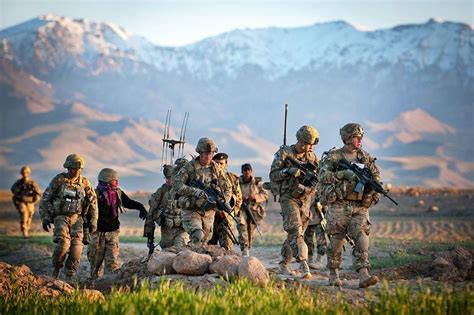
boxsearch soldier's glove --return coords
[138,206,148,220]
[192,188,207,199]
[282,167,301,177]
[42,218,52,232]
[336,169,357,181]
[320,217,327,231]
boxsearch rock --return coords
[238,257,269,284]
[430,257,451,269]
[452,246,472,275]
[418,199,425,207]
[209,255,241,278]
[147,251,177,275]
[81,289,105,302]
[428,205,439,212]
[173,250,212,275]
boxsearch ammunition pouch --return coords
[360,190,379,207]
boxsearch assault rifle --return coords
[284,156,318,187]
[215,212,240,245]
[189,180,239,225]
[241,202,262,236]
[337,159,398,206]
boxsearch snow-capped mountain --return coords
[0,14,473,190]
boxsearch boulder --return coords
[173,250,212,275]
[209,255,241,278]
[147,251,177,275]
[237,257,269,284]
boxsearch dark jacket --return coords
[96,188,145,232]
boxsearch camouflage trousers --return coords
[237,210,260,251]
[87,230,120,278]
[305,211,327,257]
[52,214,83,277]
[14,201,35,238]
[280,198,310,263]
[209,212,236,251]
[326,201,371,271]
[160,225,189,249]
[304,223,327,257]
[181,209,215,244]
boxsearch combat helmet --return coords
[163,165,175,177]
[20,166,31,175]
[195,137,218,153]
[340,123,364,142]
[63,154,85,169]
[98,168,119,183]
[296,125,319,145]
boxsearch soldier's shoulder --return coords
[358,149,376,163]
[50,173,67,184]
[229,172,239,180]
[254,176,263,183]
[273,145,291,160]
[80,176,94,187]
[322,147,343,160]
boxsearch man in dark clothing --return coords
[87,168,147,279]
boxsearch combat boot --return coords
[329,269,342,287]
[308,255,324,270]
[52,267,60,279]
[242,248,250,257]
[299,260,312,279]
[358,268,379,288]
[278,262,296,276]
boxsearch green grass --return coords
[0,278,472,315]
[0,235,53,250]
[372,237,474,252]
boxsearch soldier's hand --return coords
[193,188,206,199]
[42,219,51,232]
[287,167,301,177]
[336,169,357,181]
[321,217,327,231]
[90,224,97,233]
[138,207,148,220]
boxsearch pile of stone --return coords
[147,244,269,285]
[429,246,474,282]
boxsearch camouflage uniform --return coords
[269,126,319,277]
[318,123,380,287]
[304,199,327,268]
[238,175,268,252]
[209,171,242,250]
[145,181,188,248]
[172,139,232,244]
[11,166,41,238]
[88,168,147,278]
[39,154,98,278]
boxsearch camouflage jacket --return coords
[145,183,182,234]
[172,158,232,211]
[318,147,380,207]
[269,145,319,202]
[11,178,41,204]
[39,173,98,229]
[227,172,243,214]
[239,175,268,221]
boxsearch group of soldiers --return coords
[10,121,381,288]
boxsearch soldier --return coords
[144,162,189,251]
[269,125,320,278]
[172,138,232,245]
[11,166,41,238]
[304,199,327,269]
[208,153,242,250]
[318,123,380,288]
[88,168,147,278]
[39,154,98,279]
[238,163,268,257]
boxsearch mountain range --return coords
[0,14,473,190]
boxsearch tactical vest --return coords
[52,175,86,216]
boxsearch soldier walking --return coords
[172,138,232,244]
[318,123,380,288]
[238,163,268,257]
[144,162,189,252]
[11,166,41,238]
[208,153,242,250]
[39,154,98,280]
[88,168,147,279]
[269,126,320,278]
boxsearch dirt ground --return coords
[0,188,473,297]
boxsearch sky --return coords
[0,0,472,46]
